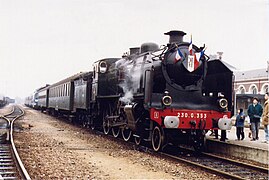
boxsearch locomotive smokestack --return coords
[164,30,186,44]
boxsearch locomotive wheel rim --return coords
[134,136,141,146]
[112,127,120,138]
[152,126,163,151]
[103,121,110,135]
[103,106,111,135]
[121,127,132,141]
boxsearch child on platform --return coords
[235,108,246,140]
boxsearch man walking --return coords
[247,97,263,141]
[262,93,269,143]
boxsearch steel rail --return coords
[202,152,269,174]
[159,151,246,180]
[102,130,268,179]
[0,105,15,119]
[0,105,31,180]
[9,105,31,180]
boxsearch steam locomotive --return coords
[26,30,233,151]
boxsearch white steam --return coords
[116,57,143,104]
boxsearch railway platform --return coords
[206,126,269,165]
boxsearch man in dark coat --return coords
[247,97,263,141]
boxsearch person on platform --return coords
[262,92,269,143]
[235,108,245,140]
[247,97,263,141]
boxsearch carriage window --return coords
[65,84,67,96]
[66,84,70,96]
[64,84,67,96]
[57,87,59,97]
[65,84,67,97]
[62,85,64,97]
[62,84,64,97]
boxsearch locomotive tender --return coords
[28,30,233,151]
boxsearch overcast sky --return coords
[0,0,268,98]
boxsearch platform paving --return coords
[206,126,269,165]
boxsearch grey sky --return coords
[0,0,268,98]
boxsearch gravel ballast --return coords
[13,107,222,179]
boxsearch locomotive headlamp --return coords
[218,98,228,109]
[162,90,172,106]
[162,95,172,106]
[99,61,107,73]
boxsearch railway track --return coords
[156,146,268,180]
[0,105,30,180]
[98,129,269,179]
[47,112,269,179]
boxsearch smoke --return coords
[119,90,133,104]
[116,57,142,104]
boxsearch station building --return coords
[234,68,269,113]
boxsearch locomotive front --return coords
[147,30,233,151]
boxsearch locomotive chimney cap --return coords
[164,30,186,44]
[164,30,186,36]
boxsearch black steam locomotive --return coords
[26,30,233,151]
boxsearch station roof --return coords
[234,68,268,81]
